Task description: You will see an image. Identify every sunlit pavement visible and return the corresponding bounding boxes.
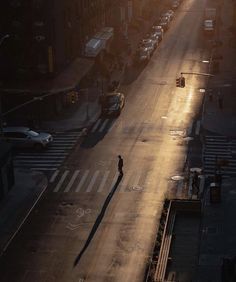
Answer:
[0,0,231,281]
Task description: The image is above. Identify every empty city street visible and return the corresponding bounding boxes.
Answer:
[0,0,208,281]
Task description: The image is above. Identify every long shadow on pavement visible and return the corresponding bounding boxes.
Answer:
[123,63,147,85]
[73,173,123,267]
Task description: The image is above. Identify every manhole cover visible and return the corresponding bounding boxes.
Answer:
[131,186,143,191]
[171,175,184,181]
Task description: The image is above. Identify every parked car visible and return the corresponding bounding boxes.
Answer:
[2,127,53,150]
[150,32,161,44]
[139,39,155,54]
[100,92,125,117]
[143,34,159,48]
[162,10,174,21]
[151,26,164,40]
[166,9,175,19]
[158,17,170,31]
[134,47,151,65]
[171,0,180,10]
[160,13,172,23]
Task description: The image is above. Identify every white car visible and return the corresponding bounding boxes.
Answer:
[139,39,155,54]
[2,127,53,149]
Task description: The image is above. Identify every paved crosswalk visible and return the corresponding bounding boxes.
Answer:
[13,131,83,172]
[50,168,148,193]
[90,118,191,136]
[203,135,236,176]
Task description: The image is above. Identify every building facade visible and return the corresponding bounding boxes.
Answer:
[0,0,115,79]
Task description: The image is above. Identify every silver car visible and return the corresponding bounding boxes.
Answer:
[2,127,53,149]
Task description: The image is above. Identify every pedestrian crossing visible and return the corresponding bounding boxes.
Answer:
[90,118,190,135]
[203,135,236,176]
[49,168,148,193]
[13,131,83,172]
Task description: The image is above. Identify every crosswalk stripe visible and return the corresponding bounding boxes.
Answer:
[98,171,110,192]
[91,119,102,132]
[75,170,89,192]
[204,134,236,176]
[187,121,193,136]
[205,135,227,139]
[31,167,57,171]
[120,172,132,192]
[17,151,68,155]
[64,170,80,192]
[132,173,142,187]
[86,171,99,192]
[14,156,65,160]
[195,120,201,135]
[99,119,109,132]
[176,180,184,198]
[53,170,69,192]
[17,163,61,167]
[14,160,63,164]
[50,169,59,183]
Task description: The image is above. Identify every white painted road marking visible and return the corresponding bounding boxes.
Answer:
[75,170,89,192]
[64,170,80,192]
[53,170,69,192]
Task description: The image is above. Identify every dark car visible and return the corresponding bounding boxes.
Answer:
[100,92,125,116]
[161,10,174,21]
[143,34,159,48]
[2,127,53,150]
[159,17,170,31]
[171,0,180,10]
[139,39,155,54]
[134,47,151,65]
[152,25,164,40]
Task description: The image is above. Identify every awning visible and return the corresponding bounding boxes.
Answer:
[85,38,103,57]
[3,57,94,94]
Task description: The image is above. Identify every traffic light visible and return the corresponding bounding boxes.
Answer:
[176,77,181,87]
[180,77,185,88]
[176,76,185,88]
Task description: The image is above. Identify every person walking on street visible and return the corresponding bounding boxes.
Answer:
[118,155,123,175]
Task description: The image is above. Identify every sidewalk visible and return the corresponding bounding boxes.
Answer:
[0,169,47,255]
[202,0,236,136]
[197,0,236,280]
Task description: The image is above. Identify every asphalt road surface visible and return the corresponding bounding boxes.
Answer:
[0,0,209,281]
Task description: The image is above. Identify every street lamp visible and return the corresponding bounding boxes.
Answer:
[0,34,10,136]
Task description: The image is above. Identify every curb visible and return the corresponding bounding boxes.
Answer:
[0,175,48,257]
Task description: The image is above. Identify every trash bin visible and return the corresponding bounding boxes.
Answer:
[209,182,221,203]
